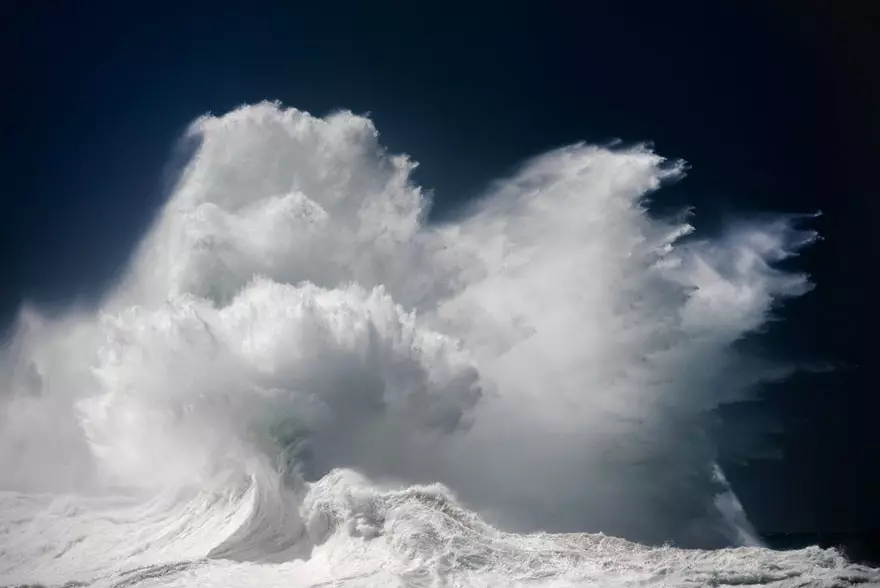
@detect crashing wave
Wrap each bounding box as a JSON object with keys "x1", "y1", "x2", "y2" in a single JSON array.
[{"x1": 0, "y1": 102, "x2": 875, "y2": 587}]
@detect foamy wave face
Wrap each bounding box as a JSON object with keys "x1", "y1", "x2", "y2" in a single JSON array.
[
  {"x1": 0, "y1": 101, "x2": 815, "y2": 548},
  {"x1": 80, "y1": 279, "x2": 482, "y2": 489}
]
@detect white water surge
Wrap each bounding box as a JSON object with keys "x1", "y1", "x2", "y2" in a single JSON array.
[{"x1": 0, "y1": 102, "x2": 875, "y2": 587}]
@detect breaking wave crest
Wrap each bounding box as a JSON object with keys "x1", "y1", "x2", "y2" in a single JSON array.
[{"x1": 1, "y1": 102, "x2": 875, "y2": 587}]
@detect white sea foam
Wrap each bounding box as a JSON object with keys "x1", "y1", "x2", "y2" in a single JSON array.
[{"x1": 1, "y1": 102, "x2": 874, "y2": 587}]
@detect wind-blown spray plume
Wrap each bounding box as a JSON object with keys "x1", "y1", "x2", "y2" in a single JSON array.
[{"x1": 1, "y1": 102, "x2": 875, "y2": 587}]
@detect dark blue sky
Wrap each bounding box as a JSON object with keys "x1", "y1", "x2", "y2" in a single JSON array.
[{"x1": 2, "y1": 1, "x2": 878, "y2": 535}]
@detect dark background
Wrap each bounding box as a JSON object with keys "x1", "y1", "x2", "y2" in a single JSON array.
[{"x1": 1, "y1": 0, "x2": 877, "y2": 560}]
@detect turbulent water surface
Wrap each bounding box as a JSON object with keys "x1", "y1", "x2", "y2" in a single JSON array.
[{"x1": 1, "y1": 102, "x2": 876, "y2": 587}]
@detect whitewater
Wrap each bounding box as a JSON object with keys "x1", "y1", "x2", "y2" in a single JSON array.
[{"x1": 0, "y1": 102, "x2": 876, "y2": 587}]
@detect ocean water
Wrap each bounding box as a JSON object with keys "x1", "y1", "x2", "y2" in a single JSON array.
[{"x1": 1, "y1": 102, "x2": 876, "y2": 587}]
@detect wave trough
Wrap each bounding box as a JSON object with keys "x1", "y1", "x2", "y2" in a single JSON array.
[{"x1": 0, "y1": 102, "x2": 875, "y2": 587}]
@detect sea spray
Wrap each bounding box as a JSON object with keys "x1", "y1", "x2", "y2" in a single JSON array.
[{"x1": 3, "y1": 102, "x2": 868, "y2": 588}]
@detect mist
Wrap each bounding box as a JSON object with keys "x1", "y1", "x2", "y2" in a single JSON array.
[{"x1": 0, "y1": 101, "x2": 815, "y2": 549}]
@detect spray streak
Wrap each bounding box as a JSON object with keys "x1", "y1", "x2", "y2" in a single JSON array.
[{"x1": 2, "y1": 102, "x2": 871, "y2": 587}]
